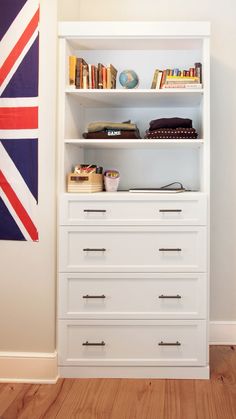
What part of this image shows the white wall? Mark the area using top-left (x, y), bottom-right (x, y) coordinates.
top-left (0, 0), bottom-right (57, 354)
top-left (0, 0), bottom-right (235, 365)
top-left (58, 0), bottom-right (236, 321)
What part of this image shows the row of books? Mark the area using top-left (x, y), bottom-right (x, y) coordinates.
top-left (69, 56), bottom-right (118, 89)
top-left (151, 63), bottom-right (202, 89)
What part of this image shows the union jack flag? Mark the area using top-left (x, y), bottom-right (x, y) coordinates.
top-left (0, 0), bottom-right (39, 241)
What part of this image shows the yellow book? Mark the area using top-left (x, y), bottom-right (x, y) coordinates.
top-left (69, 56), bottom-right (76, 87)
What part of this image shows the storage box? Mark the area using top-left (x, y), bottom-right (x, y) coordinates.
top-left (67, 172), bottom-right (103, 193)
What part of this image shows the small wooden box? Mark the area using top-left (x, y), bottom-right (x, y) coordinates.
top-left (67, 172), bottom-right (103, 193)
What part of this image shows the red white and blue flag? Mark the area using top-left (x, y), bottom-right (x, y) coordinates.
top-left (0, 0), bottom-right (39, 241)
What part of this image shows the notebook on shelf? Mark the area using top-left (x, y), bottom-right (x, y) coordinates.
top-left (129, 188), bottom-right (186, 193)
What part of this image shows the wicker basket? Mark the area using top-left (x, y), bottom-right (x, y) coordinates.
top-left (67, 172), bottom-right (103, 193)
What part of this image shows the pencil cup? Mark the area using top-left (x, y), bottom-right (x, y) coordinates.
top-left (104, 172), bottom-right (120, 192)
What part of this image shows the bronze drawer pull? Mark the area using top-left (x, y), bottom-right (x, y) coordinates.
top-left (159, 209), bottom-right (182, 213)
top-left (83, 248), bottom-right (106, 252)
top-left (84, 209), bottom-right (107, 213)
top-left (158, 341), bottom-right (181, 346)
top-left (82, 341), bottom-right (106, 346)
top-left (159, 294), bottom-right (182, 299)
top-left (83, 294), bottom-right (106, 299)
top-left (159, 248), bottom-right (182, 252)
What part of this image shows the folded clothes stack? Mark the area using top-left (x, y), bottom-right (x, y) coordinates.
top-left (83, 121), bottom-right (141, 139)
top-left (144, 117), bottom-right (198, 139)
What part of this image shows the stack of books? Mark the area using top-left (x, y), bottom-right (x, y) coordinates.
top-left (151, 63), bottom-right (202, 89)
top-left (69, 56), bottom-right (117, 89)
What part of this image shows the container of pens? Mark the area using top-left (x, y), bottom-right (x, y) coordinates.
top-left (104, 170), bottom-right (120, 192)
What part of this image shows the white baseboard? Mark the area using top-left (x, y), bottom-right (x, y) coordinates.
top-left (0, 351), bottom-right (58, 383)
top-left (59, 365), bottom-right (210, 380)
top-left (0, 323), bottom-right (234, 383)
top-left (210, 321), bottom-right (236, 345)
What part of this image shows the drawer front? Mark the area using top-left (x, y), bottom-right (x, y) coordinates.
top-left (59, 226), bottom-right (206, 272)
top-left (58, 319), bottom-right (207, 366)
top-left (60, 195), bottom-right (207, 226)
top-left (59, 273), bottom-right (206, 319)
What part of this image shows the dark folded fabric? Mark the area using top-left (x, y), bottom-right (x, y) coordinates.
top-left (149, 117), bottom-right (193, 131)
top-left (145, 127), bottom-right (198, 139)
top-left (83, 129), bottom-right (141, 139)
top-left (145, 134), bottom-right (198, 139)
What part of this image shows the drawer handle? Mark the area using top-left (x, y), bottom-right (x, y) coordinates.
top-left (83, 248), bottom-right (106, 252)
top-left (158, 294), bottom-right (182, 299)
top-left (159, 209), bottom-right (182, 213)
top-left (84, 209), bottom-right (107, 213)
top-left (83, 294), bottom-right (106, 299)
top-left (82, 341), bottom-right (106, 346)
top-left (158, 341), bottom-right (181, 346)
top-left (159, 248), bottom-right (182, 252)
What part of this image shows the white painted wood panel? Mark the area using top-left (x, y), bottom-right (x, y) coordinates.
top-left (58, 272), bottom-right (206, 319)
top-left (59, 226), bottom-right (207, 272)
top-left (60, 193), bottom-right (207, 226)
top-left (58, 319), bottom-right (207, 367)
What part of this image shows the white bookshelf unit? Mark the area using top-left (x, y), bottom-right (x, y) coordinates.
top-left (58, 22), bottom-right (210, 379)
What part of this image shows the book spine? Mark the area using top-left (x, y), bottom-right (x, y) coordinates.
top-left (82, 64), bottom-right (88, 89)
top-left (94, 66), bottom-right (98, 88)
top-left (98, 63), bottom-right (103, 89)
top-left (88, 64), bottom-right (92, 89)
top-left (69, 56), bottom-right (76, 87)
top-left (75, 58), bottom-right (83, 89)
top-left (156, 71), bottom-right (163, 89)
top-left (189, 67), bottom-right (195, 77)
top-left (160, 70), bottom-right (167, 89)
top-left (91, 65), bottom-right (95, 89)
top-left (107, 66), bottom-right (111, 89)
top-left (102, 66), bottom-right (107, 89)
top-left (163, 83), bottom-right (202, 89)
top-left (195, 62), bottom-right (202, 83)
top-left (110, 64), bottom-right (117, 89)
top-left (151, 69), bottom-right (159, 89)
top-left (79, 60), bottom-right (84, 88)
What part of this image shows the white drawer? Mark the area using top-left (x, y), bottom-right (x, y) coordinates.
top-left (59, 226), bottom-right (206, 272)
top-left (58, 319), bottom-right (207, 366)
top-left (60, 194), bottom-right (207, 226)
top-left (58, 273), bottom-right (206, 319)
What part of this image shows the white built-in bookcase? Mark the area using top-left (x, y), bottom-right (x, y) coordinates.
top-left (58, 22), bottom-right (210, 194)
top-left (57, 22), bottom-right (210, 379)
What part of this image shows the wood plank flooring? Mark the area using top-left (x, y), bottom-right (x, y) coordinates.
top-left (0, 346), bottom-right (236, 419)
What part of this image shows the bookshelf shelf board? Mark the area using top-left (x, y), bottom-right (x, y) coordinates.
top-left (65, 88), bottom-right (204, 108)
top-left (63, 190), bottom-right (206, 199)
top-left (64, 139), bottom-right (204, 149)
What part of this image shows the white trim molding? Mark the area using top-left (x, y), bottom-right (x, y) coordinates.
top-left (210, 321), bottom-right (236, 345)
top-left (0, 351), bottom-right (58, 383)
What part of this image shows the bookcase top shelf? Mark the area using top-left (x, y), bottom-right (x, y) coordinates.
top-left (65, 88), bottom-right (204, 108)
top-left (59, 21), bottom-right (210, 40)
top-left (64, 139), bottom-right (204, 149)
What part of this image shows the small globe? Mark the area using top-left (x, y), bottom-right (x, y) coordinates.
top-left (119, 70), bottom-right (139, 89)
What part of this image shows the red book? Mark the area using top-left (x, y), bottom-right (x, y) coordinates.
top-left (91, 65), bottom-right (95, 89)
top-left (160, 70), bottom-right (167, 89)
top-left (102, 66), bottom-right (107, 89)
top-left (189, 67), bottom-right (195, 77)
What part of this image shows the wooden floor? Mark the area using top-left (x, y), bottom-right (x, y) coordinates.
top-left (0, 346), bottom-right (236, 419)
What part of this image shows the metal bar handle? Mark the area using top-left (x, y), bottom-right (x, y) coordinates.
top-left (158, 341), bottom-right (181, 346)
top-left (159, 248), bottom-right (182, 252)
top-left (84, 209), bottom-right (107, 213)
top-left (82, 341), bottom-right (106, 346)
top-left (83, 248), bottom-right (106, 252)
top-left (158, 294), bottom-right (182, 299)
top-left (83, 294), bottom-right (106, 299)
top-left (159, 209), bottom-right (182, 213)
